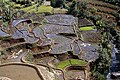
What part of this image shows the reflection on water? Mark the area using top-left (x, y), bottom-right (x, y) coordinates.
top-left (12, 19), bottom-right (31, 27)
top-left (0, 29), bottom-right (10, 37)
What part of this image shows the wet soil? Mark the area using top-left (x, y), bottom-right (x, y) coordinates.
top-left (0, 64), bottom-right (42, 80)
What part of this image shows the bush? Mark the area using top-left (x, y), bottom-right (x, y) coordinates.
top-left (51, 0), bottom-right (65, 8)
top-left (11, 0), bottom-right (32, 6)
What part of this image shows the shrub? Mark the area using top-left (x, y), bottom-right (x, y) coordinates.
top-left (51, 0), bottom-right (65, 8)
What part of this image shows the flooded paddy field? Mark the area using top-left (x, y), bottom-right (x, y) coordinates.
top-left (0, 64), bottom-right (42, 80)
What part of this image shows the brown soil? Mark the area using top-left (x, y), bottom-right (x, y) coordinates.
top-left (0, 64), bottom-right (42, 80)
top-left (87, 0), bottom-right (119, 23)
top-left (88, 4), bottom-right (117, 13)
top-left (34, 56), bottom-right (54, 65)
top-left (95, 12), bottom-right (115, 21)
top-left (88, 0), bottom-right (119, 10)
top-left (65, 70), bottom-right (86, 80)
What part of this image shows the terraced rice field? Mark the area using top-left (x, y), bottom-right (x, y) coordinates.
top-left (57, 59), bottom-right (87, 69)
top-left (0, 64), bottom-right (42, 80)
top-left (0, 13), bottom-right (99, 80)
top-left (88, 0), bottom-right (120, 23)
top-left (88, 0), bottom-right (119, 10)
top-left (89, 5), bottom-right (117, 13)
top-left (95, 12), bottom-right (116, 21)
top-left (65, 70), bottom-right (86, 80)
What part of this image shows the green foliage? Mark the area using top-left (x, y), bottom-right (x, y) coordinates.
top-left (11, 0), bottom-right (32, 7)
top-left (67, 0), bottom-right (78, 16)
top-left (26, 52), bottom-right (34, 63)
top-left (90, 7), bottom-right (97, 14)
top-left (93, 72), bottom-right (105, 80)
top-left (22, 5), bottom-right (53, 13)
top-left (21, 4), bottom-right (37, 11)
top-left (92, 19), bottom-right (113, 79)
top-left (0, 0), bottom-right (17, 27)
top-left (67, 0), bottom-right (88, 18)
top-left (51, 0), bottom-right (65, 8)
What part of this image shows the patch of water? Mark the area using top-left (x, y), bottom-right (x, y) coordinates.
top-left (45, 14), bottom-right (75, 26)
top-left (44, 24), bottom-right (75, 34)
top-left (0, 29), bottom-right (10, 37)
top-left (12, 19), bottom-right (31, 27)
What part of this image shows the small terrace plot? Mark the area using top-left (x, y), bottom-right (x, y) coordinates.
top-left (78, 18), bottom-right (95, 31)
top-left (22, 5), bottom-right (53, 14)
top-left (44, 24), bottom-right (75, 34)
top-left (56, 59), bottom-right (89, 80)
top-left (78, 18), bottom-right (94, 27)
top-left (12, 19), bottom-right (31, 27)
top-left (46, 34), bottom-right (73, 54)
top-left (95, 12), bottom-right (115, 22)
top-left (46, 34), bottom-right (73, 44)
top-left (0, 38), bottom-right (25, 51)
top-left (33, 27), bottom-right (46, 39)
top-left (88, 0), bottom-right (119, 10)
top-left (79, 44), bottom-right (99, 61)
top-left (81, 30), bottom-right (101, 43)
top-left (12, 30), bottom-right (39, 43)
top-left (57, 59), bottom-right (87, 69)
top-left (45, 14), bottom-right (75, 26)
top-left (65, 70), bottom-right (85, 80)
top-left (71, 40), bottom-right (99, 61)
top-left (50, 43), bottom-right (72, 54)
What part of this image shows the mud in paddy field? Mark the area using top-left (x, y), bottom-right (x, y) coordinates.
top-left (0, 64), bottom-right (42, 80)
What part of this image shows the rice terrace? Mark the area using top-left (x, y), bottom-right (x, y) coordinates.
top-left (0, 0), bottom-right (120, 80)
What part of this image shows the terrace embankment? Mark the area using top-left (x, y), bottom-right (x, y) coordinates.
top-left (65, 66), bottom-right (87, 80)
top-left (88, 0), bottom-right (120, 23)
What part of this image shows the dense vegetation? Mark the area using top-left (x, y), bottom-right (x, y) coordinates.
top-left (51, 0), bottom-right (65, 8)
top-left (66, 0), bottom-right (119, 79)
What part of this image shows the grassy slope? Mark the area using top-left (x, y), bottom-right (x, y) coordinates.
top-left (88, 0), bottom-right (119, 22)
top-left (80, 26), bottom-right (95, 31)
top-left (57, 59), bottom-right (87, 69)
top-left (37, 5), bottom-right (53, 13)
top-left (22, 5), bottom-right (53, 13)
top-left (21, 4), bottom-right (37, 11)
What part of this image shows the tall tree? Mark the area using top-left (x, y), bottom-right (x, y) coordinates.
top-left (0, 0), bottom-right (16, 29)
top-left (67, 0), bottom-right (88, 18)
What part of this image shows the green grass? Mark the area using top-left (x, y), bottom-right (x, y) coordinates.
top-left (22, 5), bottom-right (53, 13)
top-left (80, 26), bottom-right (95, 31)
top-left (37, 5), bottom-right (53, 13)
top-left (21, 4), bottom-right (37, 11)
top-left (53, 8), bottom-right (68, 14)
top-left (26, 53), bottom-right (34, 63)
top-left (13, 4), bottom-right (23, 9)
top-left (57, 59), bottom-right (87, 69)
